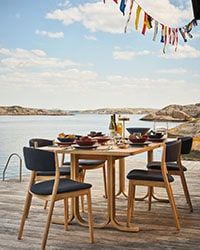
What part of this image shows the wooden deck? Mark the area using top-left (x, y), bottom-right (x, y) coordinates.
top-left (0, 157), bottom-right (200, 249)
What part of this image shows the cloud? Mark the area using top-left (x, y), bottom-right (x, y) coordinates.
top-left (46, 1), bottom-right (126, 34)
top-left (156, 68), bottom-right (187, 74)
top-left (45, 0), bottom-right (193, 34)
top-left (161, 44), bottom-right (200, 59)
top-left (0, 47), bottom-right (80, 70)
top-left (0, 47), bottom-right (199, 109)
top-left (84, 35), bottom-right (98, 41)
top-left (0, 47), bottom-right (97, 90)
top-left (35, 29), bottom-right (64, 38)
top-left (113, 48), bottom-right (151, 60)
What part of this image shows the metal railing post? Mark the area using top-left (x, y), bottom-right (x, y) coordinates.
top-left (2, 153), bottom-right (22, 182)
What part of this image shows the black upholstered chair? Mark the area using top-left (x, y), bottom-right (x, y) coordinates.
top-left (127, 141), bottom-right (181, 230)
top-left (147, 137), bottom-right (193, 212)
top-left (29, 138), bottom-right (74, 181)
top-left (18, 147), bottom-right (94, 249)
top-left (29, 138), bottom-right (76, 210)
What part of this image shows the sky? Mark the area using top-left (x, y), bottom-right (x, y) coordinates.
top-left (0, 0), bottom-right (199, 110)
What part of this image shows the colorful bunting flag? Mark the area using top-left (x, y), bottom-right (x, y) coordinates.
top-left (153, 20), bottom-right (159, 41)
top-left (135, 5), bottom-right (142, 30)
top-left (120, 0), bottom-right (127, 15)
top-left (124, 0), bottom-right (135, 33)
top-left (103, 0), bottom-right (199, 53)
top-left (141, 13), bottom-right (148, 35)
top-left (160, 24), bottom-right (164, 43)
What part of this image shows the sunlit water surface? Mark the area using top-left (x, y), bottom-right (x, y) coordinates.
top-left (0, 114), bottom-right (180, 179)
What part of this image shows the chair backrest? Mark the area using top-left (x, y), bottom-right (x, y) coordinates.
top-left (178, 136), bottom-right (193, 155)
top-left (166, 140), bottom-right (182, 162)
top-left (23, 147), bottom-right (55, 171)
top-left (29, 138), bottom-right (54, 148)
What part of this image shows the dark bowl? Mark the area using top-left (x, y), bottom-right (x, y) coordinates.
top-left (129, 137), bottom-right (147, 143)
top-left (57, 137), bottom-right (76, 143)
top-left (76, 139), bottom-right (97, 147)
top-left (129, 134), bottom-right (147, 143)
top-left (126, 127), bottom-right (150, 135)
top-left (88, 131), bottom-right (105, 137)
top-left (148, 133), bottom-right (164, 139)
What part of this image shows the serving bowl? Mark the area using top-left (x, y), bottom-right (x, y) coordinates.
top-left (129, 134), bottom-right (147, 143)
top-left (76, 139), bottom-right (97, 147)
top-left (88, 131), bottom-right (105, 137)
top-left (126, 127), bottom-right (150, 135)
top-left (57, 136), bottom-right (76, 143)
top-left (76, 136), bottom-right (97, 146)
top-left (148, 131), bottom-right (164, 139)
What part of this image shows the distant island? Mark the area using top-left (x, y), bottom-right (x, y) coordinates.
top-left (0, 105), bottom-right (156, 116)
top-left (0, 105), bottom-right (72, 116)
top-left (71, 107), bottom-right (157, 115)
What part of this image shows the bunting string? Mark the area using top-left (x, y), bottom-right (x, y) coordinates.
top-left (104, 0), bottom-right (199, 53)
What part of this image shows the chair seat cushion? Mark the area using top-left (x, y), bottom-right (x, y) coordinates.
top-left (30, 179), bottom-right (92, 195)
top-left (63, 159), bottom-right (105, 166)
top-left (127, 169), bottom-right (174, 182)
top-left (147, 161), bottom-right (187, 171)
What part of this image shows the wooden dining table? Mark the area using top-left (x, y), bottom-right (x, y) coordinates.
top-left (41, 142), bottom-right (163, 232)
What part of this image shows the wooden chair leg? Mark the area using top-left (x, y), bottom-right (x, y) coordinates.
top-left (63, 198), bottom-right (68, 231)
top-left (102, 165), bottom-right (108, 199)
top-left (165, 184), bottom-right (180, 230)
top-left (148, 187), bottom-right (153, 211)
top-left (80, 170), bottom-right (86, 213)
top-left (18, 192), bottom-right (33, 239)
top-left (41, 199), bottom-right (55, 250)
top-left (127, 182), bottom-right (135, 226)
top-left (44, 201), bottom-right (48, 210)
top-left (87, 190), bottom-right (94, 243)
top-left (180, 172), bottom-right (193, 212)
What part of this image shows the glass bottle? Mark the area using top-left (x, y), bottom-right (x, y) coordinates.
top-left (109, 115), bottom-right (115, 138)
top-left (113, 114), bottom-right (118, 133)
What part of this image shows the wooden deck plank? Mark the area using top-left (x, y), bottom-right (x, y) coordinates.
top-left (0, 158), bottom-right (200, 249)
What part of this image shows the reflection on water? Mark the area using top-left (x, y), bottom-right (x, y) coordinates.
top-left (0, 114), bottom-right (181, 178)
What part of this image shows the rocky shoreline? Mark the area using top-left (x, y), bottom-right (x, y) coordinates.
top-left (141, 103), bottom-right (200, 122)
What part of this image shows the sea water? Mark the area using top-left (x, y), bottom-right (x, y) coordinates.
top-left (0, 114), bottom-right (180, 179)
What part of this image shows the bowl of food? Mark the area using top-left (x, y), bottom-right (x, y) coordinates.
top-left (126, 127), bottom-right (150, 135)
top-left (129, 134), bottom-right (147, 143)
top-left (88, 131), bottom-right (105, 137)
top-left (94, 136), bottom-right (110, 145)
top-left (148, 131), bottom-right (164, 139)
top-left (76, 136), bottom-right (97, 146)
top-left (57, 133), bottom-right (77, 143)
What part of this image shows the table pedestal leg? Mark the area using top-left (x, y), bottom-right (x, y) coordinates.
top-left (115, 158), bottom-right (127, 198)
top-left (107, 156), bottom-right (139, 232)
